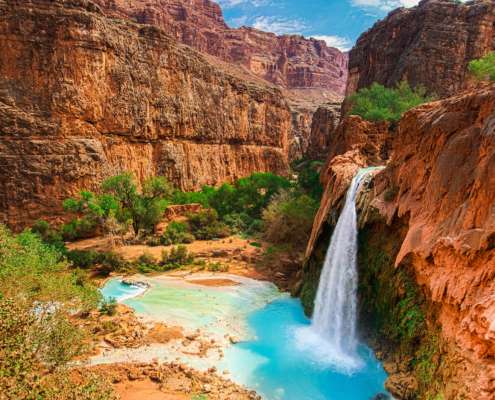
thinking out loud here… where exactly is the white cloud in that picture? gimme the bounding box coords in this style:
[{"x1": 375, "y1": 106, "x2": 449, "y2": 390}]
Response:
[
  {"x1": 252, "y1": 16, "x2": 307, "y2": 35},
  {"x1": 351, "y1": 0, "x2": 466, "y2": 11},
  {"x1": 311, "y1": 35, "x2": 353, "y2": 51},
  {"x1": 218, "y1": 0, "x2": 269, "y2": 8}
]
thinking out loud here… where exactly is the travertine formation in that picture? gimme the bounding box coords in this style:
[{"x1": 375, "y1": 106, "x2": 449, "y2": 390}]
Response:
[
  {"x1": 304, "y1": 86, "x2": 495, "y2": 399},
  {"x1": 347, "y1": 0, "x2": 495, "y2": 98},
  {"x1": 0, "y1": 0, "x2": 291, "y2": 227},
  {"x1": 93, "y1": 0, "x2": 348, "y2": 95}
]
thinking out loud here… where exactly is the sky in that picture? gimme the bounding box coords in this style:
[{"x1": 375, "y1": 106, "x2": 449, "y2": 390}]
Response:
[{"x1": 216, "y1": 0, "x2": 424, "y2": 51}]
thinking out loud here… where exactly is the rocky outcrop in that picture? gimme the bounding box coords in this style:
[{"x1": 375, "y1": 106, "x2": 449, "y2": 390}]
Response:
[
  {"x1": 347, "y1": 0, "x2": 495, "y2": 98},
  {"x1": 93, "y1": 0, "x2": 348, "y2": 95},
  {"x1": 299, "y1": 116, "x2": 390, "y2": 314},
  {"x1": 306, "y1": 102, "x2": 341, "y2": 160},
  {"x1": 303, "y1": 86, "x2": 495, "y2": 399},
  {"x1": 0, "y1": 0, "x2": 291, "y2": 227},
  {"x1": 369, "y1": 86, "x2": 495, "y2": 400}
]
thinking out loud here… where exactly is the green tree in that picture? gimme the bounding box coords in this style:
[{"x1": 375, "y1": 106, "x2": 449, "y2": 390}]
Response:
[
  {"x1": 262, "y1": 190, "x2": 319, "y2": 251},
  {"x1": 469, "y1": 52, "x2": 495, "y2": 82},
  {"x1": 349, "y1": 81, "x2": 432, "y2": 122}
]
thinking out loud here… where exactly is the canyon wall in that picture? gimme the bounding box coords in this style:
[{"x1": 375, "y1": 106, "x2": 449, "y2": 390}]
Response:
[
  {"x1": 347, "y1": 0, "x2": 495, "y2": 98},
  {"x1": 302, "y1": 87, "x2": 495, "y2": 399},
  {"x1": 92, "y1": 0, "x2": 349, "y2": 160},
  {"x1": 92, "y1": 0, "x2": 348, "y2": 96},
  {"x1": 0, "y1": 0, "x2": 291, "y2": 227}
]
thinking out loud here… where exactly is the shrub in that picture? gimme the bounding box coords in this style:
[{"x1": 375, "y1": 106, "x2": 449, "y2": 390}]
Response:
[
  {"x1": 31, "y1": 219, "x2": 66, "y2": 251},
  {"x1": 138, "y1": 252, "x2": 158, "y2": 266},
  {"x1": 207, "y1": 262, "x2": 228, "y2": 272},
  {"x1": 100, "y1": 298, "x2": 118, "y2": 316},
  {"x1": 60, "y1": 217, "x2": 98, "y2": 241},
  {"x1": 161, "y1": 221, "x2": 195, "y2": 245},
  {"x1": 469, "y1": 52, "x2": 495, "y2": 82},
  {"x1": 0, "y1": 225, "x2": 114, "y2": 398},
  {"x1": 0, "y1": 298, "x2": 115, "y2": 399},
  {"x1": 262, "y1": 191, "x2": 319, "y2": 251},
  {"x1": 67, "y1": 250, "x2": 101, "y2": 269},
  {"x1": 172, "y1": 173, "x2": 291, "y2": 235},
  {"x1": 162, "y1": 245, "x2": 194, "y2": 268},
  {"x1": 294, "y1": 160, "x2": 324, "y2": 201},
  {"x1": 187, "y1": 209, "x2": 231, "y2": 240},
  {"x1": 0, "y1": 225, "x2": 100, "y2": 309},
  {"x1": 349, "y1": 81, "x2": 432, "y2": 122}
]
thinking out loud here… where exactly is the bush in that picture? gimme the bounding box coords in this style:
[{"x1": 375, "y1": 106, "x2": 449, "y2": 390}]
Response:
[
  {"x1": 61, "y1": 217, "x2": 98, "y2": 241},
  {"x1": 66, "y1": 250, "x2": 127, "y2": 276},
  {"x1": 162, "y1": 245, "x2": 194, "y2": 268},
  {"x1": 31, "y1": 219, "x2": 66, "y2": 251},
  {"x1": 349, "y1": 81, "x2": 432, "y2": 122},
  {"x1": 161, "y1": 221, "x2": 195, "y2": 245},
  {"x1": 294, "y1": 160, "x2": 324, "y2": 201},
  {"x1": 67, "y1": 250, "x2": 101, "y2": 269},
  {"x1": 469, "y1": 52, "x2": 495, "y2": 82},
  {"x1": 100, "y1": 298, "x2": 118, "y2": 316},
  {"x1": 0, "y1": 225, "x2": 114, "y2": 398},
  {"x1": 207, "y1": 262, "x2": 228, "y2": 272},
  {"x1": 138, "y1": 252, "x2": 158, "y2": 266},
  {"x1": 187, "y1": 209, "x2": 231, "y2": 240},
  {"x1": 262, "y1": 191, "x2": 319, "y2": 251}
]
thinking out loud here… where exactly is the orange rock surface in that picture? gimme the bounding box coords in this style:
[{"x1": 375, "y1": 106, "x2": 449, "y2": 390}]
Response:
[
  {"x1": 306, "y1": 86, "x2": 495, "y2": 399},
  {"x1": 0, "y1": 0, "x2": 290, "y2": 227}
]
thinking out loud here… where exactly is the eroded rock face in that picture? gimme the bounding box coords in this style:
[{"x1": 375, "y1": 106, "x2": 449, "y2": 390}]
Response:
[
  {"x1": 306, "y1": 102, "x2": 341, "y2": 160},
  {"x1": 347, "y1": 0, "x2": 495, "y2": 98},
  {"x1": 93, "y1": 0, "x2": 348, "y2": 95},
  {"x1": 304, "y1": 116, "x2": 390, "y2": 259},
  {"x1": 0, "y1": 0, "x2": 290, "y2": 227},
  {"x1": 304, "y1": 86, "x2": 495, "y2": 399},
  {"x1": 371, "y1": 86, "x2": 495, "y2": 400}
]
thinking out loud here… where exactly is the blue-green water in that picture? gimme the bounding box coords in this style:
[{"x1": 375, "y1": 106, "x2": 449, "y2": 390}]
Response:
[
  {"x1": 101, "y1": 278, "x2": 388, "y2": 400},
  {"x1": 222, "y1": 298, "x2": 388, "y2": 400}
]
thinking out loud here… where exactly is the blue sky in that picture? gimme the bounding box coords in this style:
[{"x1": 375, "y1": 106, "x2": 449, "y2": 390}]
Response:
[{"x1": 217, "y1": 0, "x2": 422, "y2": 51}]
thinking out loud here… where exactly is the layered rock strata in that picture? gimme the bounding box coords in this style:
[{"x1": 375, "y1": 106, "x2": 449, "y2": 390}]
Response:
[
  {"x1": 347, "y1": 0, "x2": 495, "y2": 98},
  {"x1": 0, "y1": 0, "x2": 290, "y2": 227},
  {"x1": 93, "y1": 0, "x2": 348, "y2": 95}
]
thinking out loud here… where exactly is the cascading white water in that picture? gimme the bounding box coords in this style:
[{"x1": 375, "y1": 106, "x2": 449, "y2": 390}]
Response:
[{"x1": 311, "y1": 168, "x2": 379, "y2": 360}]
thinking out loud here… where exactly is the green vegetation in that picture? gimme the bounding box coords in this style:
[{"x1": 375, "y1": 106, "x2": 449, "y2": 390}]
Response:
[
  {"x1": 262, "y1": 191, "x2": 319, "y2": 252},
  {"x1": 469, "y1": 52, "x2": 495, "y2": 82},
  {"x1": 349, "y1": 81, "x2": 433, "y2": 122},
  {"x1": 0, "y1": 225, "x2": 114, "y2": 398},
  {"x1": 161, "y1": 221, "x2": 195, "y2": 245},
  {"x1": 63, "y1": 173, "x2": 173, "y2": 238},
  {"x1": 187, "y1": 209, "x2": 231, "y2": 240},
  {"x1": 173, "y1": 172, "x2": 292, "y2": 235}
]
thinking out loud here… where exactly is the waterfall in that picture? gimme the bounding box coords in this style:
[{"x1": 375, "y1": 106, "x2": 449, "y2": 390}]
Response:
[{"x1": 311, "y1": 168, "x2": 372, "y2": 358}]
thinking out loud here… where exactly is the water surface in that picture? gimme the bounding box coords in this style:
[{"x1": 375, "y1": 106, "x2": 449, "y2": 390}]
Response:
[{"x1": 101, "y1": 276, "x2": 388, "y2": 400}]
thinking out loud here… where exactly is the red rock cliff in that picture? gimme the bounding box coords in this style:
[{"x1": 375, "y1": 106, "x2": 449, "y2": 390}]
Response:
[
  {"x1": 304, "y1": 87, "x2": 495, "y2": 399},
  {"x1": 0, "y1": 0, "x2": 291, "y2": 227},
  {"x1": 93, "y1": 0, "x2": 348, "y2": 95},
  {"x1": 347, "y1": 0, "x2": 495, "y2": 98}
]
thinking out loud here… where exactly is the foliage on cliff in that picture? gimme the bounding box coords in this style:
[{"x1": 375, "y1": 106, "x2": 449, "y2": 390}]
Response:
[
  {"x1": 349, "y1": 81, "x2": 432, "y2": 122},
  {"x1": 0, "y1": 225, "x2": 114, "y2": 399},
  {"x1": 469, "y1": 52, "x2": 495, "y2": 82}
]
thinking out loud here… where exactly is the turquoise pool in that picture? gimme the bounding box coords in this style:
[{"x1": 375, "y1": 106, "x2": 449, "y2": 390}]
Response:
[{"x1": 101, "y1": 277, "x2": 388, "y2": 400}]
